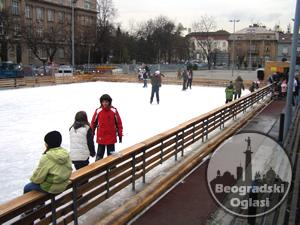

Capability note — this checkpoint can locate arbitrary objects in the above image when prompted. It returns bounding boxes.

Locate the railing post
[131,153,136,191]
[160,141,164,164]
[232,104,236,120]
[181,130,185,157]
[242,99,246,113]
[192,124,195,142]
[175,133,178,161]
[220,110,223,130]
[72,183,79,225]
[142,149,146,183]
[202,121,205,142]
[105,168,110,198]
[205,119,209,140]
[50,195,57,225]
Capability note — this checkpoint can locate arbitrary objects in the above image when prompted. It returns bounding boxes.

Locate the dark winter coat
[150,74,163,87]
[91,106,123,145]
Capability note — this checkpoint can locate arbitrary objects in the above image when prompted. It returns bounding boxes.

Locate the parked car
[0,61,23,79]
[55,65,73,77]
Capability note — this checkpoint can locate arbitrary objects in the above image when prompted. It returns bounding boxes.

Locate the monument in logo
[207,132,291,217]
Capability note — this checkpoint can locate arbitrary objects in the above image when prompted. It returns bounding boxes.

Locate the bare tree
[21,20,69,73]
[192,15,217,69]
[95,0,117,63]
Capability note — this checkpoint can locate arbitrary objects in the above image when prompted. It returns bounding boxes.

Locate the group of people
[24,94,123,197]
[268,72,299,105]
[138,65,151,88]
[225,76,246,103]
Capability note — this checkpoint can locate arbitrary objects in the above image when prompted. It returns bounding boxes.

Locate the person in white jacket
[69,111,95,170]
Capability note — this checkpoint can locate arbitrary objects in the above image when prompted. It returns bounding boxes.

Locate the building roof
[186,30,230,40]
[236,24,275,34]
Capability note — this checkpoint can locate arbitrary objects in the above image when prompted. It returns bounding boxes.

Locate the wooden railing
[0,85,272,225]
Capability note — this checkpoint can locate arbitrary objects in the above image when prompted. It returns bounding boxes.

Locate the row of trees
[0,0,217,66]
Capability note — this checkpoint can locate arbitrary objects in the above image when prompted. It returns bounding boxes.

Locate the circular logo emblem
[207,132,292,217]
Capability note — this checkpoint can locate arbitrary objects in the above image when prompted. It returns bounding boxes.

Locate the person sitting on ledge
[23,131,72,194]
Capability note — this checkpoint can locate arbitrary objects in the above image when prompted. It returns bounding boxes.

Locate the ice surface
[0,81,228,204]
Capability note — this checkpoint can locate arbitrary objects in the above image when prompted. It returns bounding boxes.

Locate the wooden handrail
[0,84,272,225]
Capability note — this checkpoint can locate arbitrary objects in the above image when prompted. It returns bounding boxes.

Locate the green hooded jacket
[30,147,72,194]
[225,85,235,100]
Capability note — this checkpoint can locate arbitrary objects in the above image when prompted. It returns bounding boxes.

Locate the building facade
[228,24,278,69]
[187,30,230,66]
[0,0,97,65]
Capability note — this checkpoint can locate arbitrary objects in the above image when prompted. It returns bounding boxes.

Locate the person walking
[187,69,193,89]
[69,111,95,170]
[24,131,72,194]
[91,94,123,160]
[150,70,165,104]
[225,81,235,103]
[292,77,299,106]
[142,69,148,88]
[234,76,245,99]
[182,69,188,91]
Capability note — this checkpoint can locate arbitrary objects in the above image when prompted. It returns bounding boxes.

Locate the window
[11,0,19,15]
[58,11,64,23]
[58,48,64,59]
[37,26,43,37]
[25,5,32,19]
[36,8,44,21]
[66,13,71,24]
[0,22,3,35]
[282,47,288,55]
[48,9,54,22]
[84,0,91,9]
[14,24,21,36]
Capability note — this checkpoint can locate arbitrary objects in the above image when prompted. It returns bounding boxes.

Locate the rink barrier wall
[0,74,255,89]
[0,84,272,225]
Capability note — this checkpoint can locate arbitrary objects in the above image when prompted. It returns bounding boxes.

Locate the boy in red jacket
[91,94,123,160]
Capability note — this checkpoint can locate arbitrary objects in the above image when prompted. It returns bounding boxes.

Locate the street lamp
[229,19,240,76]
[248,28,255,71]
[71,0,77,70]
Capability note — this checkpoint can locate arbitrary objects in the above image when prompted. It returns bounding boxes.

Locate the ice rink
[0,81,240,203]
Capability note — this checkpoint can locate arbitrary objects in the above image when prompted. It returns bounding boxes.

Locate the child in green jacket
[225,81,235,103]
[24,131,72,194]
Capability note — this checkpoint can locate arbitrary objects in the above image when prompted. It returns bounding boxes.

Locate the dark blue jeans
[24,182,47,194]
[150,85,160,103]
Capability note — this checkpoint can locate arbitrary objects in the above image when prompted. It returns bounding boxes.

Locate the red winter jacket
[91,106,123,145]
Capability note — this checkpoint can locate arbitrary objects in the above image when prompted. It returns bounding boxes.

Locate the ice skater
[69,111,95,170]
[91,94,123,160]
[150,70,165,104]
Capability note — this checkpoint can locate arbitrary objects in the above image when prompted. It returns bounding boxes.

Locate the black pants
[150,85,160,103]
[234,92,241,99]
[187,79,192,89]
[96,144,115,160]
[72,159,89,170]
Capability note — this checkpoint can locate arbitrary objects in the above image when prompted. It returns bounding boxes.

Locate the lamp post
[284,0,300,139]
[71,0,77,70]
[229,19,239,76]
[248,28,255,70]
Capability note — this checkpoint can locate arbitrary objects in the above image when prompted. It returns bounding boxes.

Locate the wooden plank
[0,191,49,223]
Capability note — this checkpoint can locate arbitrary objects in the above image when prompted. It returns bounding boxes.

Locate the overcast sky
[113,0,296,33]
